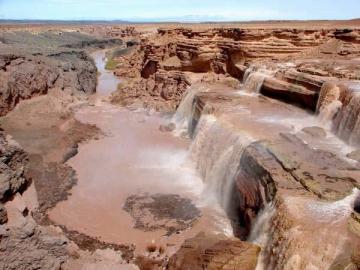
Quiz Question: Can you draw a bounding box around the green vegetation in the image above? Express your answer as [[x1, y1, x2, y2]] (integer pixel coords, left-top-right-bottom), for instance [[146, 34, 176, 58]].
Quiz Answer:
[[105, 57, 120, 70], [105, 46, 135, 70]]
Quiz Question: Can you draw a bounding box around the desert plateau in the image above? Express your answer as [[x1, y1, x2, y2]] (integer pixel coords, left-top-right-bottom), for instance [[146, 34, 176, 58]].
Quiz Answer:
[[0, 1, 360, 269]]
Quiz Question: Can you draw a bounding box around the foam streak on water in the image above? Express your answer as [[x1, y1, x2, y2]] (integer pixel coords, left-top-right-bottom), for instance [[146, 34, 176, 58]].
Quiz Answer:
[[306, 188, 360, 223]]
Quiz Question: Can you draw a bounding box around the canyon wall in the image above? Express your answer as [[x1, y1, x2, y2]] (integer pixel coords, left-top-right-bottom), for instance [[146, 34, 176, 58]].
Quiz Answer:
[[0, 31, 123, 116]]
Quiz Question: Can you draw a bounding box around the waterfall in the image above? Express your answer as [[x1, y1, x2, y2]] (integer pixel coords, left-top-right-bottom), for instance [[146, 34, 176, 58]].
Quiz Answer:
[[248, 203, 276, 270], [243, 66, 255, 83], [318, 100, 343, 126], [189, 115, 252, 211], [172, 85, 208, 134], [242, 72, 267, 93], [333, 90, 360, 146], [241, 67, 276, 93], [249, 189, 360, 270]]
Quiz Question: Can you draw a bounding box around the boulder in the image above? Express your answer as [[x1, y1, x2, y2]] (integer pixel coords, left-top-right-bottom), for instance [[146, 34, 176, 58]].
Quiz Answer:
[[159, 123, 176, 132]]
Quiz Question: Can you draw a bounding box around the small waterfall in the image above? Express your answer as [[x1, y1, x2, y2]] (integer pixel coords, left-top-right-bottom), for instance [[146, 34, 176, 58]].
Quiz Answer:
[[248, 203, 276, 245], [248, 203, 276, 270], [172, 85, 208, 134], [189, 115, 251, 210], [242, 72, 267, 93], [316, 82, 341, 113], [334, 89, 360, 146], [250, 189, 360, 270], [318, 100, 343, 126], [243, 66, 255, 83], [241, 67, 276, 93]]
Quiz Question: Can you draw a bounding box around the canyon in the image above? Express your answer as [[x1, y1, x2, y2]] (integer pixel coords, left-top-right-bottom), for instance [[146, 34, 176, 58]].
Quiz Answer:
[[0, 20, 360, 270]]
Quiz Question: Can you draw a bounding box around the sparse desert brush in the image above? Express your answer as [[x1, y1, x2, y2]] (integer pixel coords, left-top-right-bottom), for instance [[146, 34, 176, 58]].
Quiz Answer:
[[105, 58, 119, 70]]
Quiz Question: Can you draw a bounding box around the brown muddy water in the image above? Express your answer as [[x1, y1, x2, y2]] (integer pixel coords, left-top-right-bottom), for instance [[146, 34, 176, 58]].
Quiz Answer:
[[49, 50, 232, 255]]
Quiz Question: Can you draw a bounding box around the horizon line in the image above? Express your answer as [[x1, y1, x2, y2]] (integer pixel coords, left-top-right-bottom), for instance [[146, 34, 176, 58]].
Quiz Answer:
[[1, 18, 359, 24]]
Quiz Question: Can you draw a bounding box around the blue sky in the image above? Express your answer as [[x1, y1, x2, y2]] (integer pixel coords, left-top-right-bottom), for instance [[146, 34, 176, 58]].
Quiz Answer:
[[0, 0, 359, 21]]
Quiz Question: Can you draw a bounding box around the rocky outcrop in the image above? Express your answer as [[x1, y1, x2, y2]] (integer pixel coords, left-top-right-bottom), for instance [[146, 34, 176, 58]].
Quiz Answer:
[[0, 31, 123, 116], [167, 232, 260, 270], [0, 131, 70, 269], [111, 26, 360, 113], [0, 130, 29, 203], [111, 69, 190, 111], [0, 219, 69, 270]]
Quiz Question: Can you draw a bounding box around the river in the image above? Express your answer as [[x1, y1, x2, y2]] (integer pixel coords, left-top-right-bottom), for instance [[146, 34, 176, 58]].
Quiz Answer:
[[49, 50, 232, 256]]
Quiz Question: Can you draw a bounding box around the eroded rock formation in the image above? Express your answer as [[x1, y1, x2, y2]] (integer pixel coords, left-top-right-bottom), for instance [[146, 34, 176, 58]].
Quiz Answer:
[[168, 232, 260, 270], [2, 21, 360, 270]]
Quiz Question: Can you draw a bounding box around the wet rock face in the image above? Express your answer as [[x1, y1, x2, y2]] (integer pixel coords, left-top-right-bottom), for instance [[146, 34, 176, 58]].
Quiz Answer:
[[123, 194, 201, 236], [0, 204, 7, 224], [167, 232, 260, 270], [355, 195, 360, 213]]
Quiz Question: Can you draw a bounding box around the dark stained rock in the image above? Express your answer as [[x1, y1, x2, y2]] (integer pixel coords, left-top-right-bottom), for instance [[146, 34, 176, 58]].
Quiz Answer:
[[159, 122, 176, 132], [355, 195, 360, 213], [123, 193, 200, 236], [0, 203, 7, 224]]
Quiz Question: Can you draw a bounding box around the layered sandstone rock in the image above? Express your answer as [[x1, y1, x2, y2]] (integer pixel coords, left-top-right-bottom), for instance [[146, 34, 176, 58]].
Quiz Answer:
[[167, 232, 260, 270], [111, 26, 360, 115], [0, 31, 124, 116]]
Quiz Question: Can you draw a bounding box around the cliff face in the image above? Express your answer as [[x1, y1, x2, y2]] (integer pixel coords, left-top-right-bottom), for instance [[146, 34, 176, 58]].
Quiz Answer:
[[0, 31, 124, 116], [0, 130, 29, 217], [112, 26, 360, 145]]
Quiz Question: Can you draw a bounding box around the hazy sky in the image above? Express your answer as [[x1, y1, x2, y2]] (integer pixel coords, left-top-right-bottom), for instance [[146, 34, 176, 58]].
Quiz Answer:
[[0, 0, 359, 21]]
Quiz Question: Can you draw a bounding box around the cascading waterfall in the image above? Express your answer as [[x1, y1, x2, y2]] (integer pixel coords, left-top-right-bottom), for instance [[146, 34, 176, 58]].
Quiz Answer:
[[318, 100, 343, 126], [241, 67, 277, 93], [171, 85, 208, 134], [171, 64, 360, 270], [243, 72, 268, 93], [188, 115, 252, 212], [243, 66, 256, 83], [248, 203, 276, 270], [333, 89, 360, 146], [250, 189, 360, 270]]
